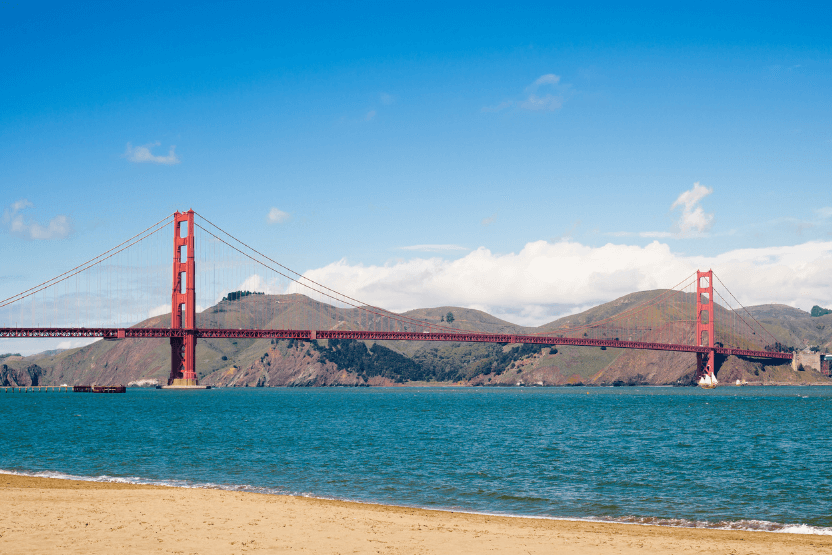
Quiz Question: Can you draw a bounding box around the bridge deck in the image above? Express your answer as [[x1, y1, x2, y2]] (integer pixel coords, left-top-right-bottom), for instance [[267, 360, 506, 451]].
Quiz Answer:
[[0, 328, 793, 360]]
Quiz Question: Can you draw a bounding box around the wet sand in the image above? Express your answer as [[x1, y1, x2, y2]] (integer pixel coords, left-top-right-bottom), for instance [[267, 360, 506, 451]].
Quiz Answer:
[[1, 474, 830, 554]]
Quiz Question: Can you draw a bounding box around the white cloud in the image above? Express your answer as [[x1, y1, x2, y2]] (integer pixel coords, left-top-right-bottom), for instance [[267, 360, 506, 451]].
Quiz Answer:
[[380, 93, 395, 105], [2, 200, 72, 240], [10, 199, 29, 212], [483, 73, 568, 113], [671, 182, 714, 235], [124, 142, 180, 165], [267, 207, 290, 224], [236, 273, 285, 295], [364, 110, 377, 121], [398, 244, 468, 252], [816, 207, 832, 218], [528, 74, 561, 88], [148, 304, 169, 318], [481, 101, 512, 113], [519, 94, 563, 111], [287, 239, 832, 326], [520, 73, 565, 112], [481, 214, 497, 226], [611, 183, 715, 239]]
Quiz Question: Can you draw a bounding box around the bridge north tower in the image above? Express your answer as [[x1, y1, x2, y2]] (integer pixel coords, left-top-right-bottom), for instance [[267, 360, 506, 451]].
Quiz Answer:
[[169, 210, 198, 386], [695, 269, 716, 381]]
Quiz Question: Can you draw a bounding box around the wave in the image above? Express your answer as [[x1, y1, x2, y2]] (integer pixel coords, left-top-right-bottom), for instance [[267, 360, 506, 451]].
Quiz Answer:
[[2, 468, 831, 536], [0, 468, 297, 497], [591, 515, 832, 535]]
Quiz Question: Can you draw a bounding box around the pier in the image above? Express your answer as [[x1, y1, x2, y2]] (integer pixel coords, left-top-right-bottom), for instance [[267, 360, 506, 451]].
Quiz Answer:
[[3, 385, 73, 393], [2, 385, 125, 393]]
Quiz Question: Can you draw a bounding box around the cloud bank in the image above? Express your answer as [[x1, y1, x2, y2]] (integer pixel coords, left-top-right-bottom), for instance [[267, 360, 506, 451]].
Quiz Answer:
[[287, 239, 832, 326], [2, 200, 72, 240]]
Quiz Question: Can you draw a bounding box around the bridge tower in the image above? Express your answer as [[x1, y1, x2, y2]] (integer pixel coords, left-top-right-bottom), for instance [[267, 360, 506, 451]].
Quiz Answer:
[[695, 269, 716, 381], [169, 210, 198, 386]]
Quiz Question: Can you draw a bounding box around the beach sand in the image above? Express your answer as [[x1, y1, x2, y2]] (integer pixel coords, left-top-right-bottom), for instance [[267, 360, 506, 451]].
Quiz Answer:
[[1, 474, 830, 554]]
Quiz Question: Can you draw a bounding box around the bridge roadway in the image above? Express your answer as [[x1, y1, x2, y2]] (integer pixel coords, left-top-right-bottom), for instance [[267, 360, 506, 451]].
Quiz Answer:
[[0, 327, 794, 361]]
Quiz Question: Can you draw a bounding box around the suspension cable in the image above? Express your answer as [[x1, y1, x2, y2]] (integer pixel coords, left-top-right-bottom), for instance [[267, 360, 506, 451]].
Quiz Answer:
[[0, 214, 174, 309], [536, 272, 697, 336], [198, 211, 705, 339], [194, 215, 472, 334], [193, 222, 465, 334], [713, 272, 778, 345]]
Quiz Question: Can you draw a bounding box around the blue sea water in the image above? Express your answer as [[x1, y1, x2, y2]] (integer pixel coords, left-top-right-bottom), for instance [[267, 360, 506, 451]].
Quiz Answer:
[[1, 386, 830, 534]]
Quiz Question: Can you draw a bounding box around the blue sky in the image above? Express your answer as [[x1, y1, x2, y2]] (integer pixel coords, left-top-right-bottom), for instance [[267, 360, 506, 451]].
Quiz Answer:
[[2, 1, 832, 349]]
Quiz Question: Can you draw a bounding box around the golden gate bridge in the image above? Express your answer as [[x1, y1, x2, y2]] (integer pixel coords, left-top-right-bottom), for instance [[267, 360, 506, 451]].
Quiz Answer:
[[0, 210, 792, 386]]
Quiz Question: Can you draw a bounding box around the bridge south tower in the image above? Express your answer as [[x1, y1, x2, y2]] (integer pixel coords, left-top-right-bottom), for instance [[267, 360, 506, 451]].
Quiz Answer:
[[169, 210, 198, 386]]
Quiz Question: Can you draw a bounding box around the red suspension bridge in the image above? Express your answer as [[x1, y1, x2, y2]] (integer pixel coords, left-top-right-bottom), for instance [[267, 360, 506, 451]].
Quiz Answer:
[[0, 210, 792, 386]]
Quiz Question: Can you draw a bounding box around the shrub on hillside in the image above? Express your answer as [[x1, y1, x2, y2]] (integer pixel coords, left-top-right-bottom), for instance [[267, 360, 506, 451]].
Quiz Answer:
[[811, 305, 832, 317]]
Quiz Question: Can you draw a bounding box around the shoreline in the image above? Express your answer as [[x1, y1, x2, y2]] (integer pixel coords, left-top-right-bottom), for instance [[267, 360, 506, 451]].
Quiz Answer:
[[2, 469, 830, 536], [2, 474, 831, 554]]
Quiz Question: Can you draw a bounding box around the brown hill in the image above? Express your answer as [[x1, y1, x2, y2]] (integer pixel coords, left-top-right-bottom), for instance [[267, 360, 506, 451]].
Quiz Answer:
[[746, 304, 832, 351]]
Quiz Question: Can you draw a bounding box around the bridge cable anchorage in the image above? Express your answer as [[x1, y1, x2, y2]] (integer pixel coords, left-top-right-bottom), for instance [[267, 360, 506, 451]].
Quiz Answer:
[[0, 214, 175, 310], [712, 273, 779, 346], [192, 216, 474, 335]]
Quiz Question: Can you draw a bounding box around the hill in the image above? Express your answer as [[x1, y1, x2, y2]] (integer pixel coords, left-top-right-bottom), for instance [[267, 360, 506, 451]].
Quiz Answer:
[[745, 304, 832, 351]]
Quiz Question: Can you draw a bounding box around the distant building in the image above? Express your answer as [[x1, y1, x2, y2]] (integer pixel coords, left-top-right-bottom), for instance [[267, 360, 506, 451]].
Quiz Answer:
[[792, 350, 829, 374]]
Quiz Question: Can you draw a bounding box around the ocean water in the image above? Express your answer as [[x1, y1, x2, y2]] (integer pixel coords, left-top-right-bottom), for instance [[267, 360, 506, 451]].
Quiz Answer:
[[1, 386, 830, 534]]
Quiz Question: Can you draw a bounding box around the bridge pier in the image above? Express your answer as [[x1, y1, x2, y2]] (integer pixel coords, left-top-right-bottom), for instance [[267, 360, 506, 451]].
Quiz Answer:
[[696, 350, 716, 381]]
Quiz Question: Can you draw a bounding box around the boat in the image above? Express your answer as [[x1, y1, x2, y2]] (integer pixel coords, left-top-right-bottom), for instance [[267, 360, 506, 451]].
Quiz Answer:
[[698, 373, 718, 389], [73, 385, 126, 393], [92, 385, 126, 393]]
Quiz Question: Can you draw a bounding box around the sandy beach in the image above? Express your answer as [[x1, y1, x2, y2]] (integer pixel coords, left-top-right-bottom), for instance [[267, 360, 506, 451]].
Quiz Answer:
[[1, 475, 830, 554]]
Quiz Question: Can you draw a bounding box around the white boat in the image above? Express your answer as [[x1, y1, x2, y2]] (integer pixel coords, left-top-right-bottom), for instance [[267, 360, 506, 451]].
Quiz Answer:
[[698, 373, 718, 389]]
